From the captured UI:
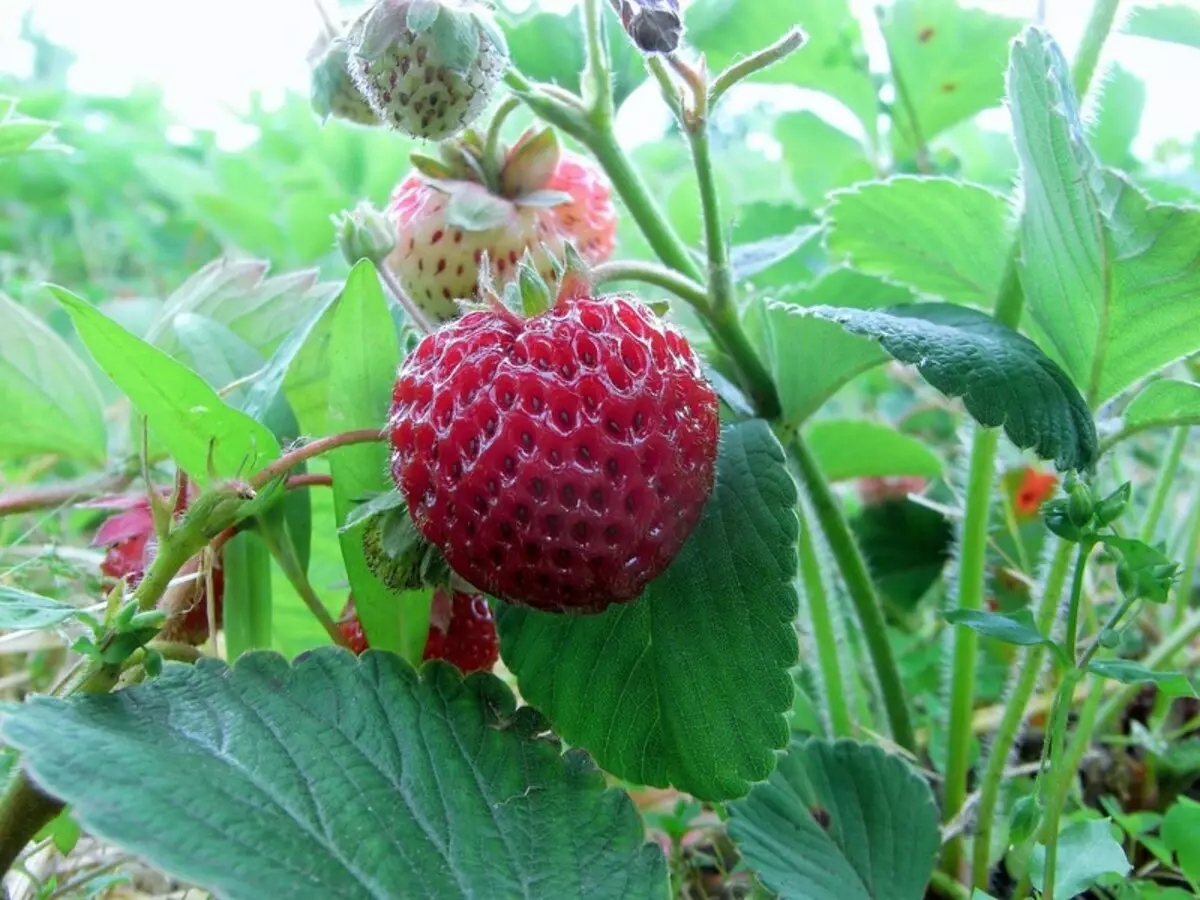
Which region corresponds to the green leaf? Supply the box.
[796,303,1098,471]
[0,294,107,464]
[1162,798,1200,886]
[0,587,88,630]
[49,286,280,484]
[431,6,480,74]
[731,224,822,282]
[880,0,1022,158]
[776,112,874,208]
[1121,379,1200,434]
[34,808,81,856]
[688,0,878,142]
[944,608,1064,661]
[0,650,668,900]
[1125,4,1200,51]
[823,177,1013,307]
[498,421,799,801]
[221,531,274,660]
[1087,661,1196,698]
[728,738,940,900]
[1010,27,1200,407]
[805,419,942,482]
[745,268,913,426]
[851,498,953,617]
[1092,65,1145,169]
[328,262,429,663]
[0,115,56,157]
[1097,536,1180,605]
[1029,818,1130,898]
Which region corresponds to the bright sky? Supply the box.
[1,0,1198,159]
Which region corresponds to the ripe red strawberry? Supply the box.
[89,487,224,645]
[346,0,506,140]
[422,588,498,673]
[388,265,720,613]
[338,594,370,655]
[386,128,617,322]
[1012,466,1059,519]
[543,152,618,265]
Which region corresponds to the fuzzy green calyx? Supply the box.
[334,202,397,266]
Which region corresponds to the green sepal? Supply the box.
[1042,498,1083,542]
[1094,482,1132,527]
[1100,536,1180,604]
[516,189,573,209]
[362,505,451,593]
[349,2,409,62]
[1065,476,1094,529]
[142,648,164,679]
[518,254,553,316]
[471,7,510,57]
[409,152,458,181]
[500,127,560,198]
[405,0,441,33]
[443,182,512,231]
[128,610,169,631]
[431,6,481,75]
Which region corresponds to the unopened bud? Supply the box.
[334,202,397,267]
[1094,482,1132,527]
[609,0,683,54]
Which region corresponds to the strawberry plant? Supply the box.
[2,0,1200,898]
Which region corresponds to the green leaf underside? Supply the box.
[728,739,940,900]
[746,268,913,426]
[498,421,799,801]
[824,177,1013,307]
[795,303,1098,471]
[1087,660,1196,697]
[1009,28,1200,408]
[776,112,873,208]
[0,651,668,900]
[329,262,429,662]
[48,286,280,483]
[944,608,1060,656]
[882,0,1022,158]
[0,587,88,630]
[0,293,107,464]
[1122,379,1200,432]
[1124,3,1200,51]
[731,224,823,282]
[1028,819,1130,898]
[805,419,942,482]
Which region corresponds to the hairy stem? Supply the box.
[1072,0,1122,101]
[1176,479,1200,626]
[797,501,853,739]
[1139,426,1190,543]
[376,263,435,335]
[258,525,350,650]
[580,0,614,124]
[286,473,334,490]
[708,27,806,110]
[250,429,384,492]
[0,473,132,518]
[590,261,709,309]
[970,539,1073,889]
[792,436,915,751]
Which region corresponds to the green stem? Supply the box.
[1097,415,1200,458]
[791,436,915,752]
[708,27,807,110]
[589,260,709,310]
[580,0,614,124]
[1139,426,1190,543]
[1176,478,1200,626]
[797,501,853,739]
[1039,674,1080,900]
[970,539,1073,890]
[1063,540,1095,665]
[1072,0,1122,101]
[481,95,522,187]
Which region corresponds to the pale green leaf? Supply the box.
[1010,27,1200,407]
[776,112,874,207]
[498,421,799,801]
[794,303,1098,470]
[805,419,943,482]
[1092,65,1145,169]
[0,294,107,464]
[1162,798,1200,886]
[1029,819,1130,898]
[945,608,1064,662]
[824,177,1013,307]
[881,0,1022,158]
[1121,379,1200,435]
[0,587,89,630]
[0,651,668,900]
[728,738,940,900]
[1125,4,1200,51]
[1087,661,1196,697]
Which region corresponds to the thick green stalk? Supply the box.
[792,436,915,751]
[1038,674,1080,900]
[1062,541,1094,664]
[970,539,1073,889]
[1071,0,1122,102]
[797,502,853,738]
[1177,479,1200,625]
[589,261,709,309]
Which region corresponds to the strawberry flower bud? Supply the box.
[334,202,397,267]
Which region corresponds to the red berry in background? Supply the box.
[338,594,370,655]
[1013,467,1058,519]
[544,152,618,265]
[388,269,720,613]
[422,589,498,674]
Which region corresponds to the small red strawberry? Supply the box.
[388,260,719,613]
[346,0,507,140]
[422,588,498,673]
[338,594,371,655]
[543,152,618,265]
[385,127,617,322]
[1012,467,1059,519]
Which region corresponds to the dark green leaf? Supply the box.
[49,286,280,484]
[498,421,799,801]
[944,608,1062,660]
[0,587,88,630]
[796,303,1098,471]
[851,498,953,617]
[880,0,1022,158]
[745,268,913,426]
[806,419,942,482]
[0,293,107,464]
[0,650,668,900]
[823,177,1013,307]
[1010,28,1200,407]
[1125,4,1200,51]
[328,262,429,663]
[1028,819,1130,898]
[728,738,940,900]
[221,531,274,660]
[1087,661,1196,697]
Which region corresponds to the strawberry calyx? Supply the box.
[462,241,592,326]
